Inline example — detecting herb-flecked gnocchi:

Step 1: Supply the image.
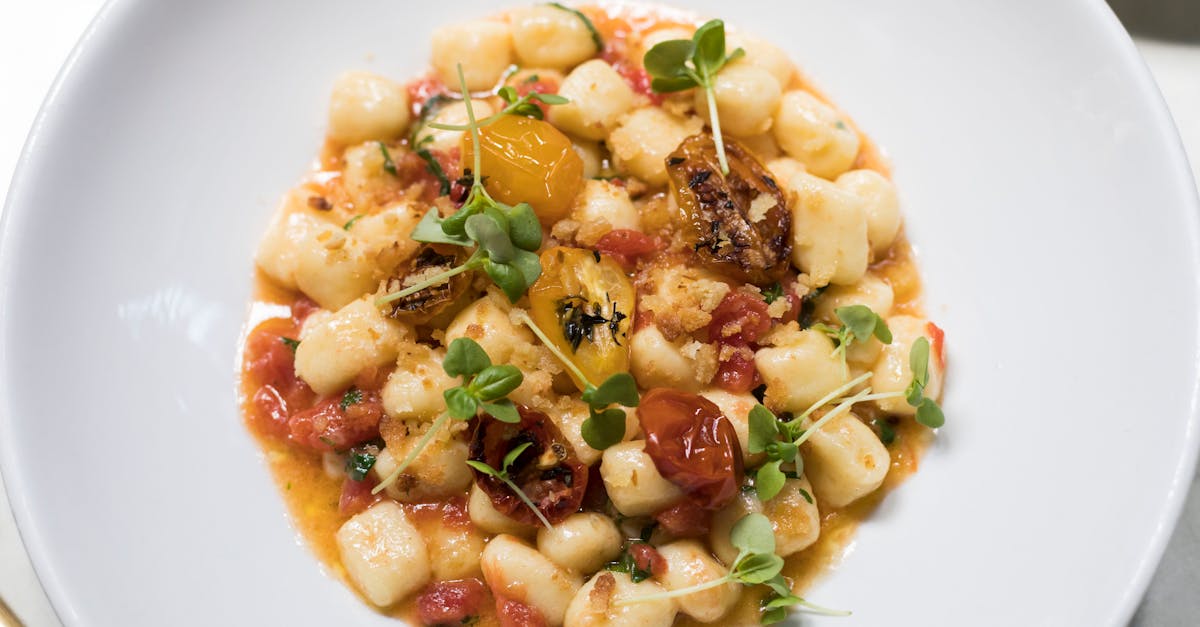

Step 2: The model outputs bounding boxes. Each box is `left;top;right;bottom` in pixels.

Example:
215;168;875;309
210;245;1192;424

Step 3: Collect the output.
240;4;947;625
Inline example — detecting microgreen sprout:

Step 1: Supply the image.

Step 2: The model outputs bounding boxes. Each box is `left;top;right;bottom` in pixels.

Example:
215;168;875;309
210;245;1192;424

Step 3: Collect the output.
812;305;891;370
760;282;784;304
514;309;639;450
761;575;851;624
377;65;546;307
643;19;744;174
747;404;800;501
342;215;363;231
373;337;523;495
905;337;944;428
547;2;603;53
465;442;555;530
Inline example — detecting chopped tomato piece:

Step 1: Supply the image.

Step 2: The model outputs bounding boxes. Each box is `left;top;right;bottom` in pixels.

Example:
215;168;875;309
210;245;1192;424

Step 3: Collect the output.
338;477;380;516
713;348;760;394
406;75;451;118
417;579;486;626
496;596;547;627
288;391;383;451
708;291;772;345
629;543;668;579
594;229;660;272
927;321;946;369
654;500;713;539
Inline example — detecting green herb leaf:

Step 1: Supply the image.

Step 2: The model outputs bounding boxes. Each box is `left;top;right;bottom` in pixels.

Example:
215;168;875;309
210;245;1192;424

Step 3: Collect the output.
465;213;516;264
464;459;498;477
731;512;776;556
378;142;397;176
748;404;780;454
444;337;492;377
444;387;480;420
483;258;529;303
643;39;695;83
340;387;363;411
343;215;363;231
916;398;945;429
590;373;639;407
497;85;520;104
410;209;472;246
910;336;930;388
531;92;569;105
797;487;813;505
470;365;524;401
502;441;533;475
279;336;300;352
415;148;452;196
505;202;543;252
547;2;603;52
345;448;377;481
509;248;544;286
834;305;891;345
875;419;896;445
755;460;787;501
692;19;729;75
734;552;785;584
761;283;784;304
482;399;521;423
582;407;627;450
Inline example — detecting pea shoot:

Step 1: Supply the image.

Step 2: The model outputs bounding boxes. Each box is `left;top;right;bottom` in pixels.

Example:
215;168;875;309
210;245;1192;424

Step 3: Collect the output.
812;304;892;370
760;575;851;623
514;309;639;450
643;19;744;175
466;442;555;530
905;337;944;428
378;64;551;306
373;337;523;495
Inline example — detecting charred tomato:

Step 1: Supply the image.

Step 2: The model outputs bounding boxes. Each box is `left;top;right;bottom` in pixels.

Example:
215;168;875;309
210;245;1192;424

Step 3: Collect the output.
638;388;744;510
381;243;473;325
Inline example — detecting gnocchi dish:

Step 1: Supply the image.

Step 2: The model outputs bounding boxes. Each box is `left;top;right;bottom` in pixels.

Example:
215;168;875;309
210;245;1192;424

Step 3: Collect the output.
240;3;947;626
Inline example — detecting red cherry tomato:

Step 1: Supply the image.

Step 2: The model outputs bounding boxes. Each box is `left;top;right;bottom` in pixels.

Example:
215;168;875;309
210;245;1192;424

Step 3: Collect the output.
638;389;744;510
708;291;772;345
496;596;547;627
469;406;589;526
654;500;713;538
713;348;761;394
417;579;486;626
594;229;661;272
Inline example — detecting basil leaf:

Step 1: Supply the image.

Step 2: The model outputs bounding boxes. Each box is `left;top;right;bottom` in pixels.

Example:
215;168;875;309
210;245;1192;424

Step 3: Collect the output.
345;448;377;482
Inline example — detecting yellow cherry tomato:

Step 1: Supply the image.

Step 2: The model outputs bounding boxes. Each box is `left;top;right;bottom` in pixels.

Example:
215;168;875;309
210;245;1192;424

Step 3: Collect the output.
529;247;636;390
462;115;584;223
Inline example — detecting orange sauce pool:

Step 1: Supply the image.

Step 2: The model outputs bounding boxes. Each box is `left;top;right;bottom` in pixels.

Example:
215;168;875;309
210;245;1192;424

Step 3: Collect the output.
238;4;933;625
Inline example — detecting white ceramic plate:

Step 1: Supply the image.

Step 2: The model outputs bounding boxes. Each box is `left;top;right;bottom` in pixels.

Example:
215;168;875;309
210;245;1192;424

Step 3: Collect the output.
2;0;1197;625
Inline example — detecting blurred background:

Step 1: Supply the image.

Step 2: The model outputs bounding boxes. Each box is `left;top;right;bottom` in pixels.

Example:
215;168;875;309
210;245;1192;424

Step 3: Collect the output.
0;1;1197;625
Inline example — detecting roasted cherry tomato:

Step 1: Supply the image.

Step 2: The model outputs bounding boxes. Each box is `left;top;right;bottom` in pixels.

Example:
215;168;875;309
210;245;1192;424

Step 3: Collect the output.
382;244;473;325
469;405;588;526
638;388;744;510
461;115;583;223
529;247;636;390
594;229;661;272
666;133;792;286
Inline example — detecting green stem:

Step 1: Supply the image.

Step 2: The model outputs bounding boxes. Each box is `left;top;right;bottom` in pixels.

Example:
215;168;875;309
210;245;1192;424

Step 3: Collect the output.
792;388;872;448
842;391;903;403
794;598;853;617
375;261;475;306
372;413;451;495
501;475;555;531
455;64;484;191
788;372;872;427
704;84;730;176
512;310;595;389
615;574;735;606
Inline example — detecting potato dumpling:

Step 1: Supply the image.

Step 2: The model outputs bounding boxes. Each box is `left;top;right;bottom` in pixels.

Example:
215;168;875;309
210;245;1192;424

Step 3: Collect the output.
444;294;535;365
537;512;624;574
694;63;782;138
482;534;583;627
569;180;641;246
327;71;410;146
550;59;637;141
754;327;847;413
422;517;487;581
510;5;598;71
564;571;678;627
255;200;327;290
837;169;901;258
381;343;456;421
727;34;796;91
415;99;496;154
786;170;869;287
371;434;472;502
870;315;945;416
431;20;514;91
291;221;379;311
800;410;890;508
630;326;715;392
599;440;684;517
773;90;859;180
656;540;740;622
294;297;411;395
699;389;762;466
336;501;430;607
469;483;536;537
762;476;821;556
812;273;895;366
608;107;704;186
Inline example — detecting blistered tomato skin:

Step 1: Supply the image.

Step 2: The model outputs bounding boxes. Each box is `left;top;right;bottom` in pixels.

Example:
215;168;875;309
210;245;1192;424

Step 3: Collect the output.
461;115;584;223
638;388;745;510
382;244;473;325
469;405;589;526
529;247;636;390
667;133;792;286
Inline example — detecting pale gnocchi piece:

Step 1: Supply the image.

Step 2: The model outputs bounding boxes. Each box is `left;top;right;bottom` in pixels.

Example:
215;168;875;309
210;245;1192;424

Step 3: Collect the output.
416;99;497;153
550;59;637;141
765;157;806;188
510;5;598;71
786;170;870;287
754;327;848;413
708;492;760;566
800;410;890;508
837;169;901;258
550;397;638;466
870;315;945;416
694;63;782;138
327;71;410;146
699;389;763;466
537;512;624;575
762;476;821;556
469;483;536;537
564;571;678;627
443;294;535;364
335;501;430;607
430;20;514;92
482;534;584;627
347;200;425;266
812;273;896;366
637;26;694;60
656;540;740;622
381;343;457;421
727;34;796;91
371;435;472;502
569;179;642;246
630;326;715;392
255;203;328;290
294;297;411;395
600;440;684;517
773;90;859;180
608;107;704;186
737;131;782;161
292;220;379;311
572;139;605;179
422;517;487;581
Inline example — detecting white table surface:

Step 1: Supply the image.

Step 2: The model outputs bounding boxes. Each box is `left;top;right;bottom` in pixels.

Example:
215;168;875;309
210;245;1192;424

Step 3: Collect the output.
1;2;1198;626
